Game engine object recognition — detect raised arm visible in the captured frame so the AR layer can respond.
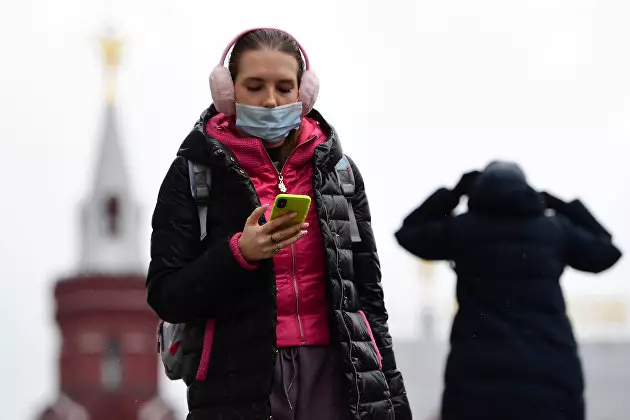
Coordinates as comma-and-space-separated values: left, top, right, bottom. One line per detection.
544, 194, 623, 273
395, 171, 478, 261
395, 187, 460, 261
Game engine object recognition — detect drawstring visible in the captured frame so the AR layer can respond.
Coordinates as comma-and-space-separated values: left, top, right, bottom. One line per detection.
280, 361, 293, 412
279, 348, 299, 411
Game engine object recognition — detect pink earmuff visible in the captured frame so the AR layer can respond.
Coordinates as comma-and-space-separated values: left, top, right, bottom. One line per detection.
209, 28, 319, 116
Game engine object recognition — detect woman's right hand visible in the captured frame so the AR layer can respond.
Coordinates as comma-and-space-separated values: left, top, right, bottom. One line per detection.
238, 205, 309, 262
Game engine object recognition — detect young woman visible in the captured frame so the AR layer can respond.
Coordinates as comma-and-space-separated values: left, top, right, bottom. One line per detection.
395, 161, 622, 420
147, 28, 411, 420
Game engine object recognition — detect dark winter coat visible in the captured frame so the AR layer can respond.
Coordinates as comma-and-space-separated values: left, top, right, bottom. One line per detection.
147, 106, 411, 420
395, 164, 621, 420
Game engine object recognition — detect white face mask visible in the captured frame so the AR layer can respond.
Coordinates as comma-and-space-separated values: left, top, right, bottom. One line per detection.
235, 102, 303, 143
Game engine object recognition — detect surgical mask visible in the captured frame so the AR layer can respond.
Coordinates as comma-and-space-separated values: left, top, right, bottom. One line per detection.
235, 102, 302, 143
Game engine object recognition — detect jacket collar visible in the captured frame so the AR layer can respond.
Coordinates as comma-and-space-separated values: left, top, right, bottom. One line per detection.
177, 105, 343, 173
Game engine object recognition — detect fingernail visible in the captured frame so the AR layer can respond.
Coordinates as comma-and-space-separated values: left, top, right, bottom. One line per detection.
262, 204, 270, 208
301, 230, 308, 236
302, 222, 310, 228
290, 213, 298, 218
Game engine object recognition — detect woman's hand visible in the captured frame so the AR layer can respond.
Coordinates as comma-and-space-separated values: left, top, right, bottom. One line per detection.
238, 205, 309, 262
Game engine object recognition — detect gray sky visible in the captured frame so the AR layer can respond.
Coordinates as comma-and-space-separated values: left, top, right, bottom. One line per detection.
1, 0, 629, 418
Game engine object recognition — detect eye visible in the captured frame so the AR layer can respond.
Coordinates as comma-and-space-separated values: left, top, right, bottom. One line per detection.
246, 86, 262, 92
277, 87, 293, 94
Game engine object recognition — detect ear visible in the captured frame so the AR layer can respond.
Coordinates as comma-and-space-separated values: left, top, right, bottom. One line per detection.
209, 66, 236, 115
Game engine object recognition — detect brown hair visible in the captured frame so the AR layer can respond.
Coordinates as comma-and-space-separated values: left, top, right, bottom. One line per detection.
228, 28, 305, 84
228, 29, 305, 166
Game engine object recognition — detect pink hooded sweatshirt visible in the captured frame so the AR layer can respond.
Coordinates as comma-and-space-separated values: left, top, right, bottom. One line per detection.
206, 114, 331, 348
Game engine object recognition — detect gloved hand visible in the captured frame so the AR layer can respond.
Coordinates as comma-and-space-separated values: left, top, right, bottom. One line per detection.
541, 191, 568, 213
453, 170, 481, 197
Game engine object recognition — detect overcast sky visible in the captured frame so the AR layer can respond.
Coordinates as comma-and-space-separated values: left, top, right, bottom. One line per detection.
1, 0, 629, 418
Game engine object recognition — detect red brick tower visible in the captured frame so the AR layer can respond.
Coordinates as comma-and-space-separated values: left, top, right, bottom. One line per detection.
35, 31, 176, 420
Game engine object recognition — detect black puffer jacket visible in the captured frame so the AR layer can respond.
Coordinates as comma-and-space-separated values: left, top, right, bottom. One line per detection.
395, 163, 621, 420
147, 106, 411, 420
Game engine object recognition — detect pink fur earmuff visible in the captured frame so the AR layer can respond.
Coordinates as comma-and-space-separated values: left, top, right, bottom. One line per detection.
209, 28, 319, 116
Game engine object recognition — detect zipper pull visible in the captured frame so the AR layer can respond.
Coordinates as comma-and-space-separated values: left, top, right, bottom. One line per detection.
278, 174, 287, 193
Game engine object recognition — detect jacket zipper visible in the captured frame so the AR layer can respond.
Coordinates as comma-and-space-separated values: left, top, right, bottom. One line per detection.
263, 134, 317, 193
291, 244, 306, 344
262, 134, 316, 346
326, 223, 360, 412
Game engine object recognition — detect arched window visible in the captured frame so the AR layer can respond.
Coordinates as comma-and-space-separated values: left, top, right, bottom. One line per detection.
104, 195, 120, 236
101, 338, 122, 391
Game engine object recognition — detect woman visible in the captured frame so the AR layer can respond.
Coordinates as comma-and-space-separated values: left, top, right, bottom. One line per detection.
147, 28, 411, 420
395, 161, 622, 420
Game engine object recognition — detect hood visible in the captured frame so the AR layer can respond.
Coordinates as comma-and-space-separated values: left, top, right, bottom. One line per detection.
176, 105, 343, 172
467, 161, 544, 217
175, 106, 216, 165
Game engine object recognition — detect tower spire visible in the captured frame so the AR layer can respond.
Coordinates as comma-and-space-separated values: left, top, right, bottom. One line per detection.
99, 30, 122, 104
77, 29, 142, 275
35, 29, 175, 420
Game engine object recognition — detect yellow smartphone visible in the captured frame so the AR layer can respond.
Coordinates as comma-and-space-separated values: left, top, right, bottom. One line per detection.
269, 194, 312, 228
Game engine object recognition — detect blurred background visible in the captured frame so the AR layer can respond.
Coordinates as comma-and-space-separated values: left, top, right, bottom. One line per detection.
1, 0, 629, 419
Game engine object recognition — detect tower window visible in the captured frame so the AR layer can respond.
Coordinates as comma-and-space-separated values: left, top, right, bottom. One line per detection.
101, 338, 122, 391
104, 196, 120, 236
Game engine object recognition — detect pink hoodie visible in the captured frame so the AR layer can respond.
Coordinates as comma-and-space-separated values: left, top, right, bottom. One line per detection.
206, 114, 330, 348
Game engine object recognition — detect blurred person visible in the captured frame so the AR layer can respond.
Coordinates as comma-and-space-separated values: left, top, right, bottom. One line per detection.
146, 28, 411, 420
395, 161, 622, 420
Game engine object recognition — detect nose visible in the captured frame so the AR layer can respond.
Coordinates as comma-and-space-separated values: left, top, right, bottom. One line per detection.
261, 87, 277, 108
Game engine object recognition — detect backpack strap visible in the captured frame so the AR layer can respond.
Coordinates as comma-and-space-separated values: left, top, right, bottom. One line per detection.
187, 160, 212, 241
335, 156, 361, 243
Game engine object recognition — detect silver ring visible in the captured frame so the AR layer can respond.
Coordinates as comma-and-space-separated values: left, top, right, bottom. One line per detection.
273, 246, 283, 253
270, 235, 280, 244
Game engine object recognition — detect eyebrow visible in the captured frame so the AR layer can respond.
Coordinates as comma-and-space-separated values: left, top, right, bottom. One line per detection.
243, 77, 295, 84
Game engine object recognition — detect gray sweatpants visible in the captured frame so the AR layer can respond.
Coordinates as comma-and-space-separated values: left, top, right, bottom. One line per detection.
270, 346, 348, 420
